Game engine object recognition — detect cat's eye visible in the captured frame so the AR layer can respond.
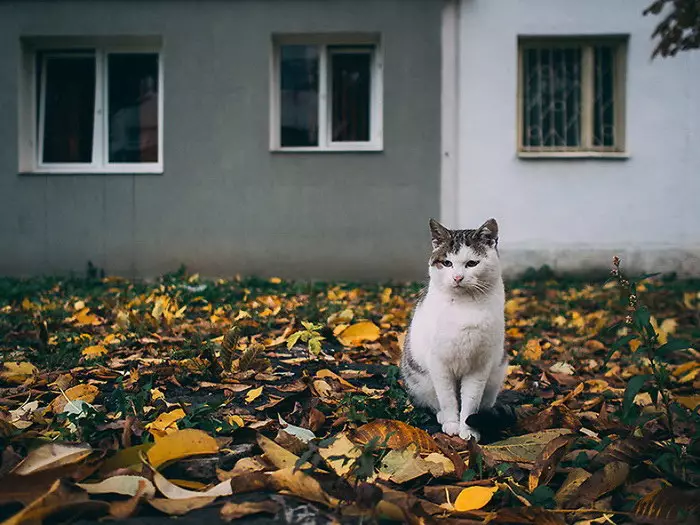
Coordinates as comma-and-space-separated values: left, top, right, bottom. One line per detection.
441, 260, 453, 268
466, 260, 479, 268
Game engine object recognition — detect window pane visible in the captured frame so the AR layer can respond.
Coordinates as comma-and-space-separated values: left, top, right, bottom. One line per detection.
108, 53, 159, 163
522, 47, 581, 149
330, 49, 371, 142
280, 45, 319, 147
593, 45, 616, 148
41, 55, 95, 163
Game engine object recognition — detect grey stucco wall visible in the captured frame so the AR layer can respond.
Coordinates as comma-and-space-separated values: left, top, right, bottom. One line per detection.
0, 0, 442, 281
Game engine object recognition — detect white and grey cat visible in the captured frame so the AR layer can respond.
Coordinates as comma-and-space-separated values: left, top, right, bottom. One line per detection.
400, 218, 508, 442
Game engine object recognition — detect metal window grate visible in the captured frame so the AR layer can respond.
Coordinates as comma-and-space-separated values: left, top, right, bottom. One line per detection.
519, 39, 625, 154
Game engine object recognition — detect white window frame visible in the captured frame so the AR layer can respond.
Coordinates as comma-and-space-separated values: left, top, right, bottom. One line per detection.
270, 35, 383, 152
21, 42, 163, 174
516, 36, 628, 159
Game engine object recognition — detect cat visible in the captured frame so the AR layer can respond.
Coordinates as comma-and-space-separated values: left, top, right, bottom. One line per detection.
400, 218, 508, 442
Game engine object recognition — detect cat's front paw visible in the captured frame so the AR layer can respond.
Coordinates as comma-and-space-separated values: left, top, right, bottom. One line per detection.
436, 411, 445, 424
459, 424, 481, 442
442, 421, 460, 435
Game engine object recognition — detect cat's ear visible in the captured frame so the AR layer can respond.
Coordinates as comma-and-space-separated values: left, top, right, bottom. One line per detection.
429, 218, 451, 249
477, 218, 499, 246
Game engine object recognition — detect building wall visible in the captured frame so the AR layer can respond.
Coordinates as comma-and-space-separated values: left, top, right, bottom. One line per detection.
0, 0, 442, 281
452, 0, 700, 276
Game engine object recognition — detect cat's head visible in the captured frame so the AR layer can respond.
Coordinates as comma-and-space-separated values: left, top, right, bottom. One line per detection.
427, 218, 502, 295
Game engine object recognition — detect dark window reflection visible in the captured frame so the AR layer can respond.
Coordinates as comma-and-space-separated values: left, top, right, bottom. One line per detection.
42, 55, 95, 163
330, 49, 371, 142
280, 45, 319, 147
108, 53, 159, 163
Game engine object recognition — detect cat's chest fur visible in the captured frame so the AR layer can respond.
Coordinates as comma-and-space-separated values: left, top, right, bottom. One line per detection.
410, 291, 504, 372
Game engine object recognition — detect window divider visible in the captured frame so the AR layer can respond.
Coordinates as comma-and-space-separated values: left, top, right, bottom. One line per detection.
318, 44, 329, 149
580, 45, 594, 151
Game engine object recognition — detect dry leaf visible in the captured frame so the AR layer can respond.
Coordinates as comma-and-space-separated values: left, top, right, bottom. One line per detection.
350, 419, 440, 453
145, 408, 186, 438
522, 339, 543, 361
528, 435, 572, 491
336, 321, 380, 347
564, 461, 630, 508
12, 443, 93, 475
482, 429, 573, 464
82, 345, 108, 357
257, 433, 309, 470
267, 467, 339, 507
0, 362, 38, 385
220, 500, 280, 521
146, 429, 219, 469
454, 485, 498, 512
51, 384, 99, 413
555, 468, 592, 506
149, 496, 217, 516
245, 386, 263, 403
77, 475, 156, 498
632, 486, 700, 524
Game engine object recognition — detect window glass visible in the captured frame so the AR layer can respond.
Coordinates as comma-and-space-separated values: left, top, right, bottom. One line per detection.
42, 55, 95, 163
330, 49, 371, 142
280, 45, 319, 147
108, 53, 159, 163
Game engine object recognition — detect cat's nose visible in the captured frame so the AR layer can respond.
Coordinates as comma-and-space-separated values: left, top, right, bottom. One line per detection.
453, 275, 464, 283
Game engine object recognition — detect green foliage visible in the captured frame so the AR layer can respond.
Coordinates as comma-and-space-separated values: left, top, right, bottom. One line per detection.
286, 321, 325, 355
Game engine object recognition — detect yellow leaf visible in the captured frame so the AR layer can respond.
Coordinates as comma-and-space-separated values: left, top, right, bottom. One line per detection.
336, 321, 381, 347
51, 383, 100, 412
227, 415, 245, 427
505, 298, 525, 316
522, 339, 542, 361
245, 386, 263, 403
103, 333, 122, 345
0, 361, 38, 384
72, 307, 101, 326
151, 388, 166, 402
269, 277, 282, 284
82, 345, 108, 357
146, 429, 219, 469
676, 396, 700, 410
630, 339, 642, 352
146, 408, 186, 438
454, 485, 498, 512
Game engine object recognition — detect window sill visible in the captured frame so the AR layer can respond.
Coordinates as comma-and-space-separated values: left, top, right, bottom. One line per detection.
20, 166, 164, 175
517, 151, 629, 160
271, 145, 383, 153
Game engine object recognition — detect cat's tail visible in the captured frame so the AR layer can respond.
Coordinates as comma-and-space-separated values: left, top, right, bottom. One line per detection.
466, 390, 533, 443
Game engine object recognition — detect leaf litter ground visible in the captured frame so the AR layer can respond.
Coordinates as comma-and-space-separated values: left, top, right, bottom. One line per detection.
1, 267, 700, 524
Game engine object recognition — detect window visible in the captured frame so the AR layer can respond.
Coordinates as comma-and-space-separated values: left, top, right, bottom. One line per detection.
21, 42, 162, 173
518, 37, 627, 156
271, 37, 383, 151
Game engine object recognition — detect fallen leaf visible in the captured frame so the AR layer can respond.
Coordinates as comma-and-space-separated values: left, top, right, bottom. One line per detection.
108, 479, 150, 519
522, 339, 543, 361
146, 429, 219, 469
267, 467, 339, 507
554, 468, 592, 506
277, 414, 316, 443
51, 383, 100, 413
82, 345, 108, 357
454, 485, 498, 512
336, 321, 380, 347
145, 408, 186, 438
77, 475, 156, 498
319, 433, 361, 477
632, 486, 700, 524
2, 478, 108, 525
564, 461, 630, 508
350, 419, 440, 453
0, 362, 38, 385
528, 435, 572, 491
245, 386, 263, 403
149, 497, 217, 516
12, 443, 93, 475
482, 429, 573, 464
257, 433, 308, 470
220, 500, 280, 521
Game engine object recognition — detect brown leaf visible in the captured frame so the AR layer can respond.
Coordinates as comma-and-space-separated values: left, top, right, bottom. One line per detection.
149, 496, 217, 516
492, 506, 567, 524
221, 325, 240, 372
482, 429, 573, 465
257, 433, 309, 470
12, 443, 93, 475
563, 461, 630, 508
349, 419, 440, 453
554, 467, 591, 506
590, 436, 655, 468
632, 486, 700, 524
108, 478, 150, 519
306, 407, 326, 432
267, 467, 339, 507
220, 500, 280, 522
518, 405, 582, 433
528, 435, 572, 492
2, 478, 108, 525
